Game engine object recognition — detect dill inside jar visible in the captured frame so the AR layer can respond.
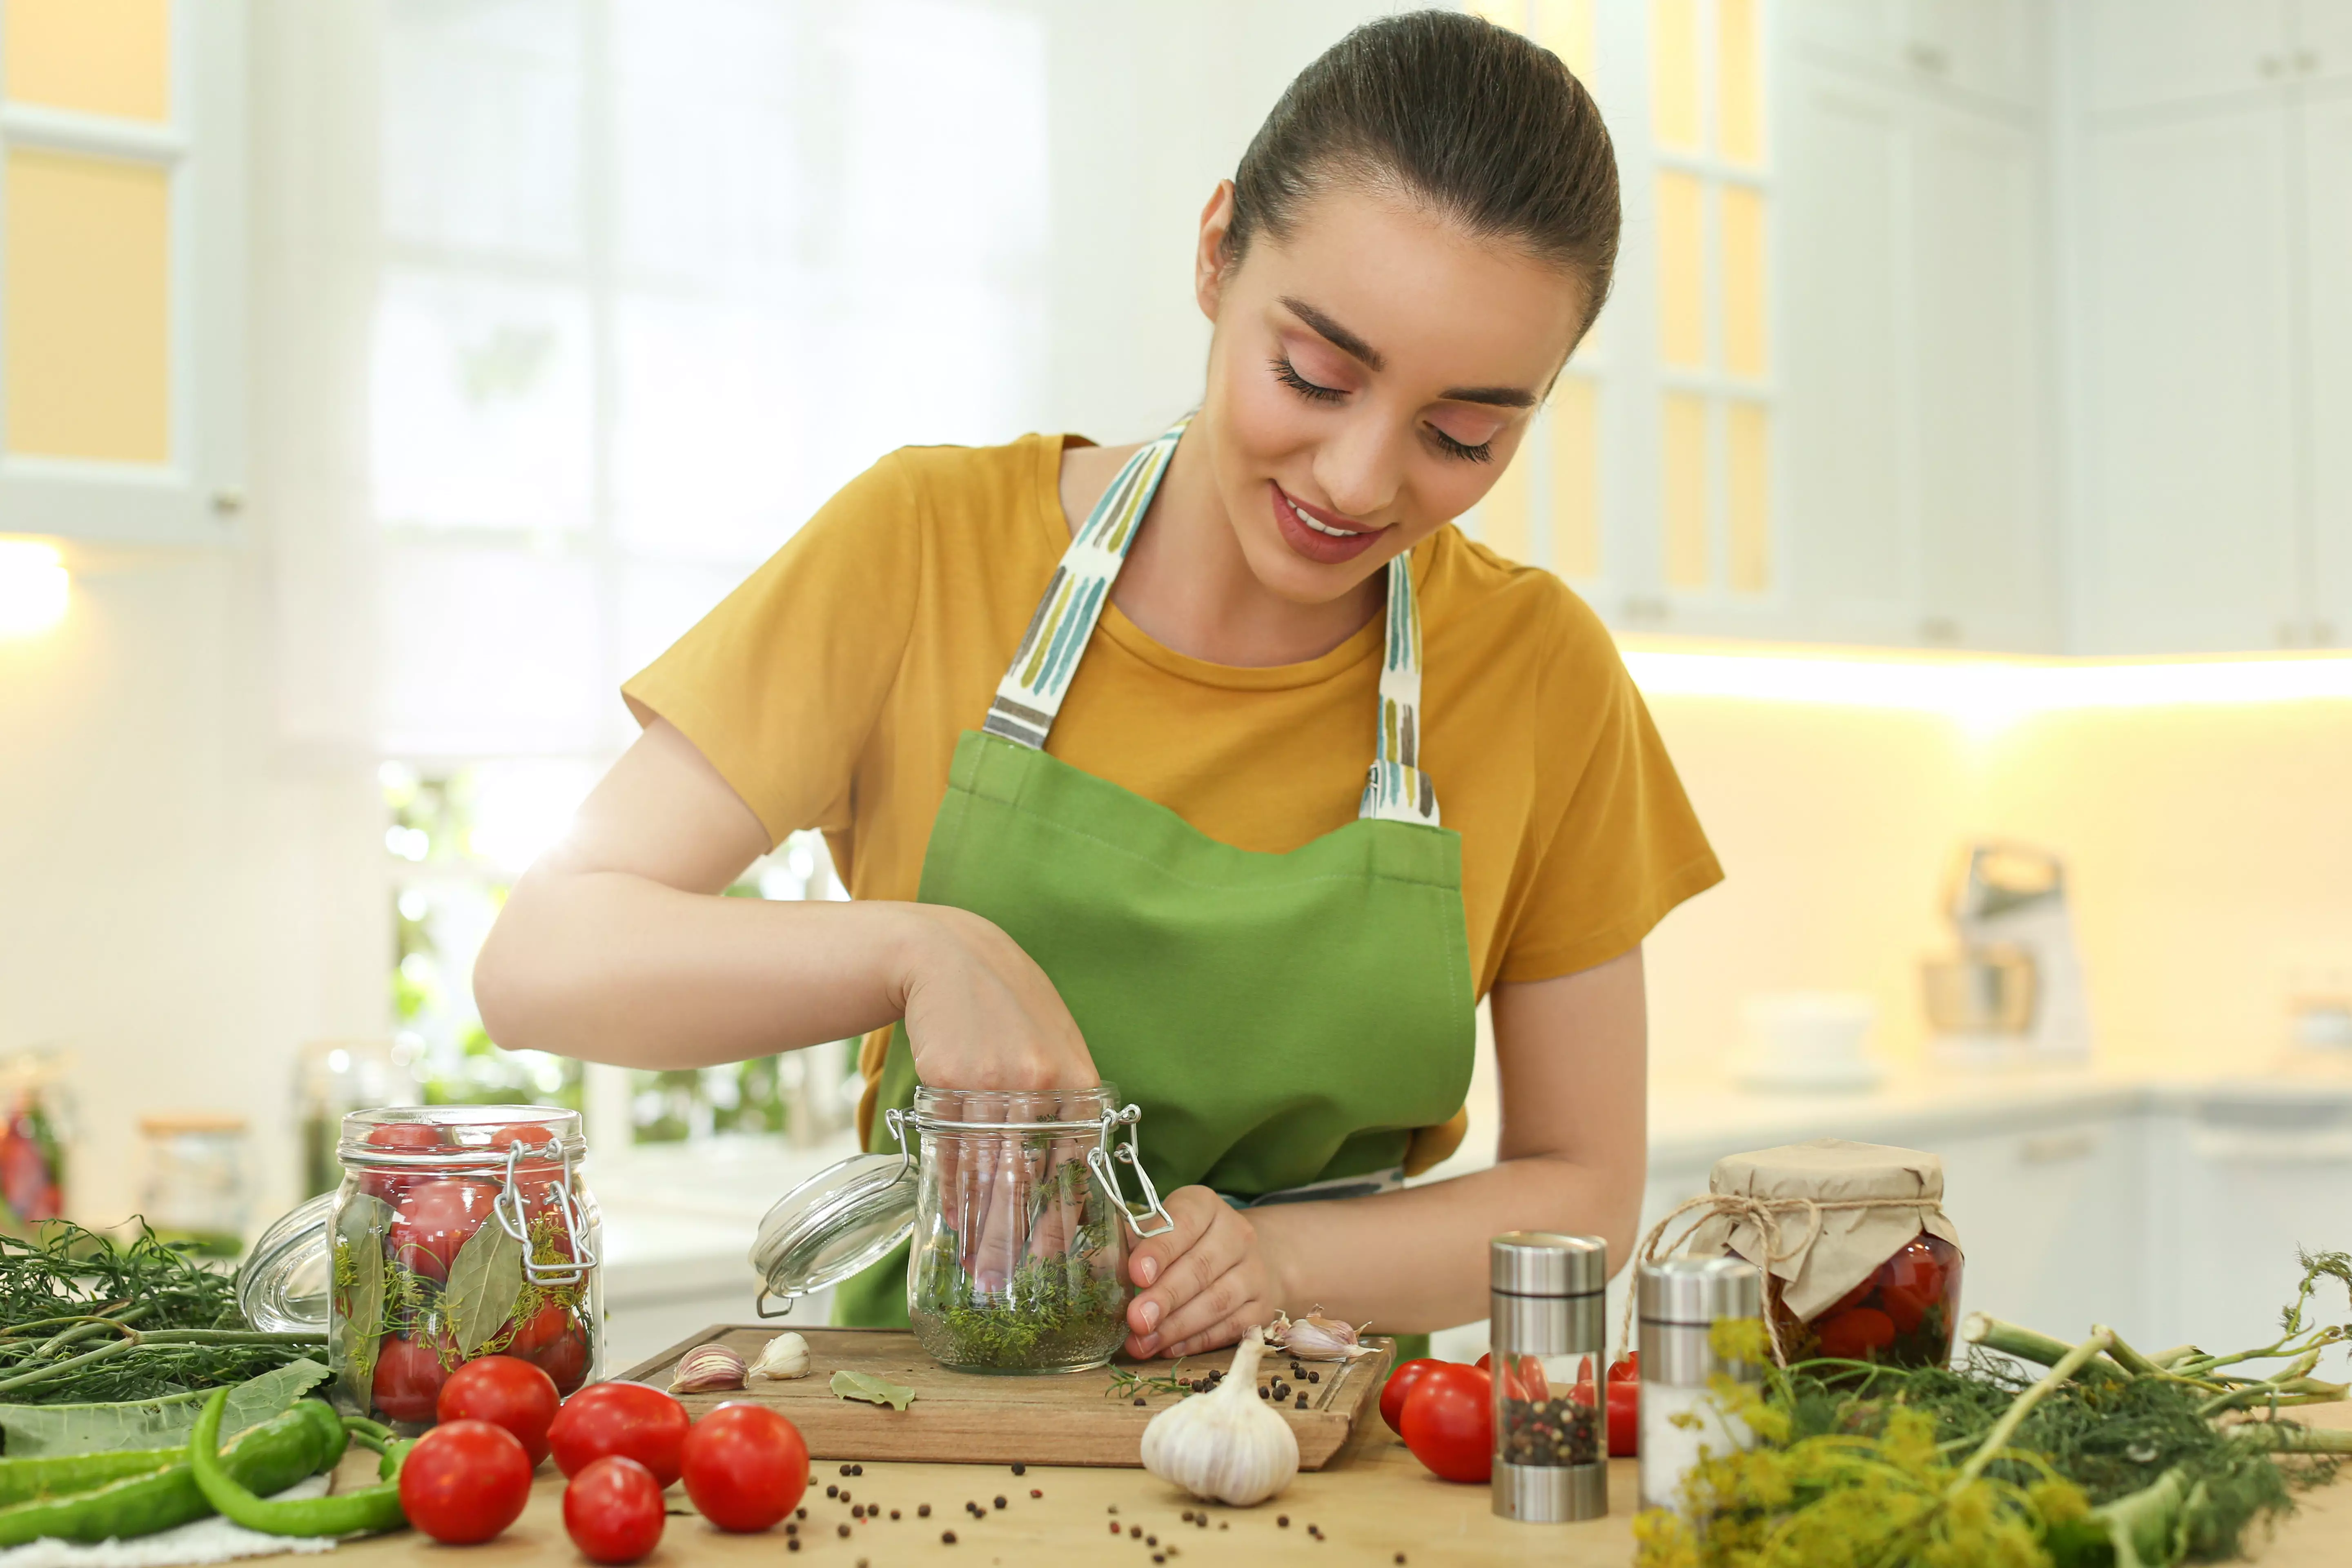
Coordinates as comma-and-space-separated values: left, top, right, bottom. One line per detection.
902, 1086, 1167, 1374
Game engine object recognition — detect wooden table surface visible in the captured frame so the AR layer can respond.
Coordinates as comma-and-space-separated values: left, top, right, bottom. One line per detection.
332, 1391, 2352, 1567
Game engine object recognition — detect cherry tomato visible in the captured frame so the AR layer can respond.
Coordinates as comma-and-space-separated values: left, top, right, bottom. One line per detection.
530, 1328, 592, 1396
1816, 1305, 1898, 1360
371, 1334, 448, 1424
438, 1354, 561, 1466
1877, 1238, 1951, 1336
359, 1121, 439, 1203
550, 1381, 692, 1486
1476, 1351, 1541, 1403
564, 1455, 666, 1565
1606, 1372, 1639, 1457
387, 1177, 500, 1282
510, 1301, 571, 1354
1399, 1363, 1492, 1483
399, 1419, 534, 1545
1379, 1358, 1448, 1435
681, 1403, 809, 1533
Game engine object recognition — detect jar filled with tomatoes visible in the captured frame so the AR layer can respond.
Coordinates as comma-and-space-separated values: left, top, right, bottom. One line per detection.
241, 1106, 600, 1425
1682, 1138, 1964, 1370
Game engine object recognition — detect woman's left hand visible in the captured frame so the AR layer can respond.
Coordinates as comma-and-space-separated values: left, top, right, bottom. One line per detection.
1122, 1186, 1287, 1360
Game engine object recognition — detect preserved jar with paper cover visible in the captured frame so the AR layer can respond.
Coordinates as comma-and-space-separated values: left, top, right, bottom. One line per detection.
1684, 1138, 1963, 1368
240, 1106, 600, 1424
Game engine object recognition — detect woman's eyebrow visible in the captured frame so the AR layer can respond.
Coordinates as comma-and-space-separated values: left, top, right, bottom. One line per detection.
1278, 295, 1537, 409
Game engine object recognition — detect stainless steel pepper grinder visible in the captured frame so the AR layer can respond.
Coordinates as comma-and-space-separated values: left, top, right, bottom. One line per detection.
1490, 1231, 1608, 1523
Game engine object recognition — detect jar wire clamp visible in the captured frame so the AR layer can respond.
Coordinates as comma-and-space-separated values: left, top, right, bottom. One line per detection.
493, 1136, 597, 1285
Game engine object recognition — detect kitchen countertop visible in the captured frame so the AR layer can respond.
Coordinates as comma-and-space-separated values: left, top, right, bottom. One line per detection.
332, 1396, 2352, 1566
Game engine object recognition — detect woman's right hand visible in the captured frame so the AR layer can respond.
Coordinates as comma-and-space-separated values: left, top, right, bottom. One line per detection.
892, 904, 1098, 1092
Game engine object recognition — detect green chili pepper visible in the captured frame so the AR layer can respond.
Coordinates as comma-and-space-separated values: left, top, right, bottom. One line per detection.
187, 1388, 406, 1538
0, 1446, 182, 1507
0, 1403, 328, 1546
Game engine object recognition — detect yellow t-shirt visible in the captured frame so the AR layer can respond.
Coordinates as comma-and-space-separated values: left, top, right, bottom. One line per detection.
625, 434, 1723, 1125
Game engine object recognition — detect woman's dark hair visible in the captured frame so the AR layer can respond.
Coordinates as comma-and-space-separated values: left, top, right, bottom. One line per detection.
1227, 9, 1620, 338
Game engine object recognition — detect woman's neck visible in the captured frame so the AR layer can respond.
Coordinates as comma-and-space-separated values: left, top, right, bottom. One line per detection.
1076, 430, 1385, 669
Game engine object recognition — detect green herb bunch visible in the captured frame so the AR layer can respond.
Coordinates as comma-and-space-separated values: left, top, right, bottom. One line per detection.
1637, 1249, 2352, 1568
0, 1222, 323, 1406
911, 1156, 1128, 1370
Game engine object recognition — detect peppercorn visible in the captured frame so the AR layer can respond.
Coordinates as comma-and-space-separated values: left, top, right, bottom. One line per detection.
796, 1507, 807, 1520
1130, 1525, 1143, 1538
1011, 1462, 1025, 1475
826, 1485, 839, 1499
919, 1504, 932, 1518
851, 1464, 864, 1476
993, 1496, 1006, 1509
840, 1463, 854, 1476
1278, 1516, 1290, 1527
1146, 1535, 1158, 1546
840, 1490, 851, 1503
890, 1510, 901, 1521
1395, 1555, 1408, 1564
786, 1523, 798, 1536
787, 1539, 800, 1553
837, 1523, 850, 1538
942, 1530, 957, 1544
1296, 1393, 1309, 1409
1308, 1370, 1320, 1383
1133, 1396, 1146, 1406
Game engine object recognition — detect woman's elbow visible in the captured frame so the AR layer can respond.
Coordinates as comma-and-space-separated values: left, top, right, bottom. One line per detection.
472, 889, 554, 1053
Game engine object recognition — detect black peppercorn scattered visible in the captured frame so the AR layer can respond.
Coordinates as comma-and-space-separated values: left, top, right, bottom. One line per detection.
1133, 1395, 1147, 1406
1146, 1535, 1158, 1547
785, 1523, 797, 1536
993, 1496, 1006, 1509
1180, 1511, 1194, 1524
1107, 1504, 1119, 1514
1152, 1557, 1164, 1565
851, 1505, 863, 1519
1308, 1370, 1320, 1383
1218, 1522, 1229, 1530
839, 1463, 854, 1476
1130, 1525, 1142, 1539
1011, 1461, 1025, 1475
786, 1539, 800, 1553
942, 1530, 957, 1544
1296, 1393, 1309, 1409
851, 1464, 864, 1476
890, 1510, 901, 1521
836, 1523, 851, 1538
839, 1490, 851, 1503
1278, 1516, 1290, 1528
919, 1504, 932, 1518
1395, 1555, 1408, 1564
825, 1485, 838, 1499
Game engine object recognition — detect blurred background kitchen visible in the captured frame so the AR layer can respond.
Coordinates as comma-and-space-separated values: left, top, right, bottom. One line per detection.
2, 0, 2348, 1368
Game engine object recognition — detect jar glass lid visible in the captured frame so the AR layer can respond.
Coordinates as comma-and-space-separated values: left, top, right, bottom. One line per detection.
748, 1152, 918, 1311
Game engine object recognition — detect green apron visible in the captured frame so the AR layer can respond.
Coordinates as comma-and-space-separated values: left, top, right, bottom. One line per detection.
833, 419, 1476, 1358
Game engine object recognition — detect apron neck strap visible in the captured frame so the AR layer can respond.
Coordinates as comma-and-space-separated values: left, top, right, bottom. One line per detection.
987, 417, 1440, 827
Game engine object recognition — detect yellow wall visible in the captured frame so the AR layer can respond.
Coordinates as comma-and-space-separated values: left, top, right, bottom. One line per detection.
1641, 690, 2352, 1074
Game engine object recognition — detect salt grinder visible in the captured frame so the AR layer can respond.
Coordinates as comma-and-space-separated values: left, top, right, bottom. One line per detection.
1490, 1232, 1607, 1523
1637, 1256, 1764, 1514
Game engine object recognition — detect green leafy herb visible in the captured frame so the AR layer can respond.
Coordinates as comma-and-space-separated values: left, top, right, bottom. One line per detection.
0, 1357, 329, 1457
831, 1371, 917, 1411
443, 1215, 524, 1355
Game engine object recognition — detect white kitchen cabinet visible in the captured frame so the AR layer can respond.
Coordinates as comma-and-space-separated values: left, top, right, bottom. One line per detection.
2074, 107, 2306, 652
1919, 1114, 2153, 1346
2306, 91, 2352, 646
1790, 0, 2045, 109
1780, 61, 2054, 649
2082, 0, 2296, 113
2305, 0, 2352, 89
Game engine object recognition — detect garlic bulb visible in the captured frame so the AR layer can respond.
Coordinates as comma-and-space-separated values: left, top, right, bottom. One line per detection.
1271, 1307, 1374, 1361
669, 1342, 748, 1393
1139, 1327, 1298, 1507
751, 1331, 811, 1381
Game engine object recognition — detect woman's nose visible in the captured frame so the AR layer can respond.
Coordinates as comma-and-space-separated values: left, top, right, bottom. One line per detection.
1313, 413, 1405, 521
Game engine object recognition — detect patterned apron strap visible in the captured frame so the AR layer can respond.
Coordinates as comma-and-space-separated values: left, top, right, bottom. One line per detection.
1360, 553, 1441, 826
986, 414, 1440, 827
984, 420, 1187, 748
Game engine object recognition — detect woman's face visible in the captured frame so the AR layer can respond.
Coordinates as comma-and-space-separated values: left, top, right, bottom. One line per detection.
1193, 180, 1590, 606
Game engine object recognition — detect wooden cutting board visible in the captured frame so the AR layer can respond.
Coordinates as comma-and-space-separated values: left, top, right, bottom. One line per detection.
618, 1325, 1395, 1469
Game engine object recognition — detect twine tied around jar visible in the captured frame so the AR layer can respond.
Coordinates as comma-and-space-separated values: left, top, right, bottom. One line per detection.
1619, 1190, 1951, 1367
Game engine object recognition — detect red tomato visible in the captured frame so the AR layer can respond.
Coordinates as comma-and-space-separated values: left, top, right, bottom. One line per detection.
1607, 1376, 1639, 1457
550, 1382, 692, 1486
510, 1301, 571, 1354
371, 1334, 448, 1424
681, 1403, 808, 1533
359, 1121, 439, 1203
1475, 1352, 1535, 1403
438, 1354, 561, 1467
530, 1328, 592, 1396
1399, 1364, 1492, 1484
1877, 1238, 1951, 1335
1608, 1352, 1640, 1383
564, 1456, 666, 1565
399, 1419, 533, 1545
1816, 1306, 1899, 1360
1379, 1358, 1448, 1436
387, 1177, 501, 1282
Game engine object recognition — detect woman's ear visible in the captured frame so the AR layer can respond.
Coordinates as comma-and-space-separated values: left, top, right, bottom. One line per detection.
1195, 180, 1238, 322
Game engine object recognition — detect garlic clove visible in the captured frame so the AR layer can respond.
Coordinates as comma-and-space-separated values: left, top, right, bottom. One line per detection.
751, 1330, 811, 1381
669, 1342, 749, 1394
1271, 1307, 1374, 1362
1139, 1326, 1299, 1507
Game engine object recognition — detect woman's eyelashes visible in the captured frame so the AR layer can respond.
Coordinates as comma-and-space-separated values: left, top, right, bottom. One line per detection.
1270, 356, 1499, 464
1270, 355, 1345, 404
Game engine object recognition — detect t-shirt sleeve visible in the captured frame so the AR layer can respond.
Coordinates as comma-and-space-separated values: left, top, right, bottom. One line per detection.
1494, 590, 1724, 984
621, 451, 923, 849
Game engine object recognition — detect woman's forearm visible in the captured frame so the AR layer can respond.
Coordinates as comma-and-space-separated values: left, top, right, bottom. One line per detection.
476, 865, 927, 1069
1248, 1152, 1642, 1334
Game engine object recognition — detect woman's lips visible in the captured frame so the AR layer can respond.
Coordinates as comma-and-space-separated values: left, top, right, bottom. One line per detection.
1269, 483, 1383, 565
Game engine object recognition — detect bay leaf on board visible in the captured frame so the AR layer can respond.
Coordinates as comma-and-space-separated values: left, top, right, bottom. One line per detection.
830, 1370, 918, 1411
0, 1356, 330, 1457
445, 1212, 525, 1355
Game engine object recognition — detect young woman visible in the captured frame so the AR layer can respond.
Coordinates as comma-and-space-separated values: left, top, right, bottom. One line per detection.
477, 10, 1719, 1361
